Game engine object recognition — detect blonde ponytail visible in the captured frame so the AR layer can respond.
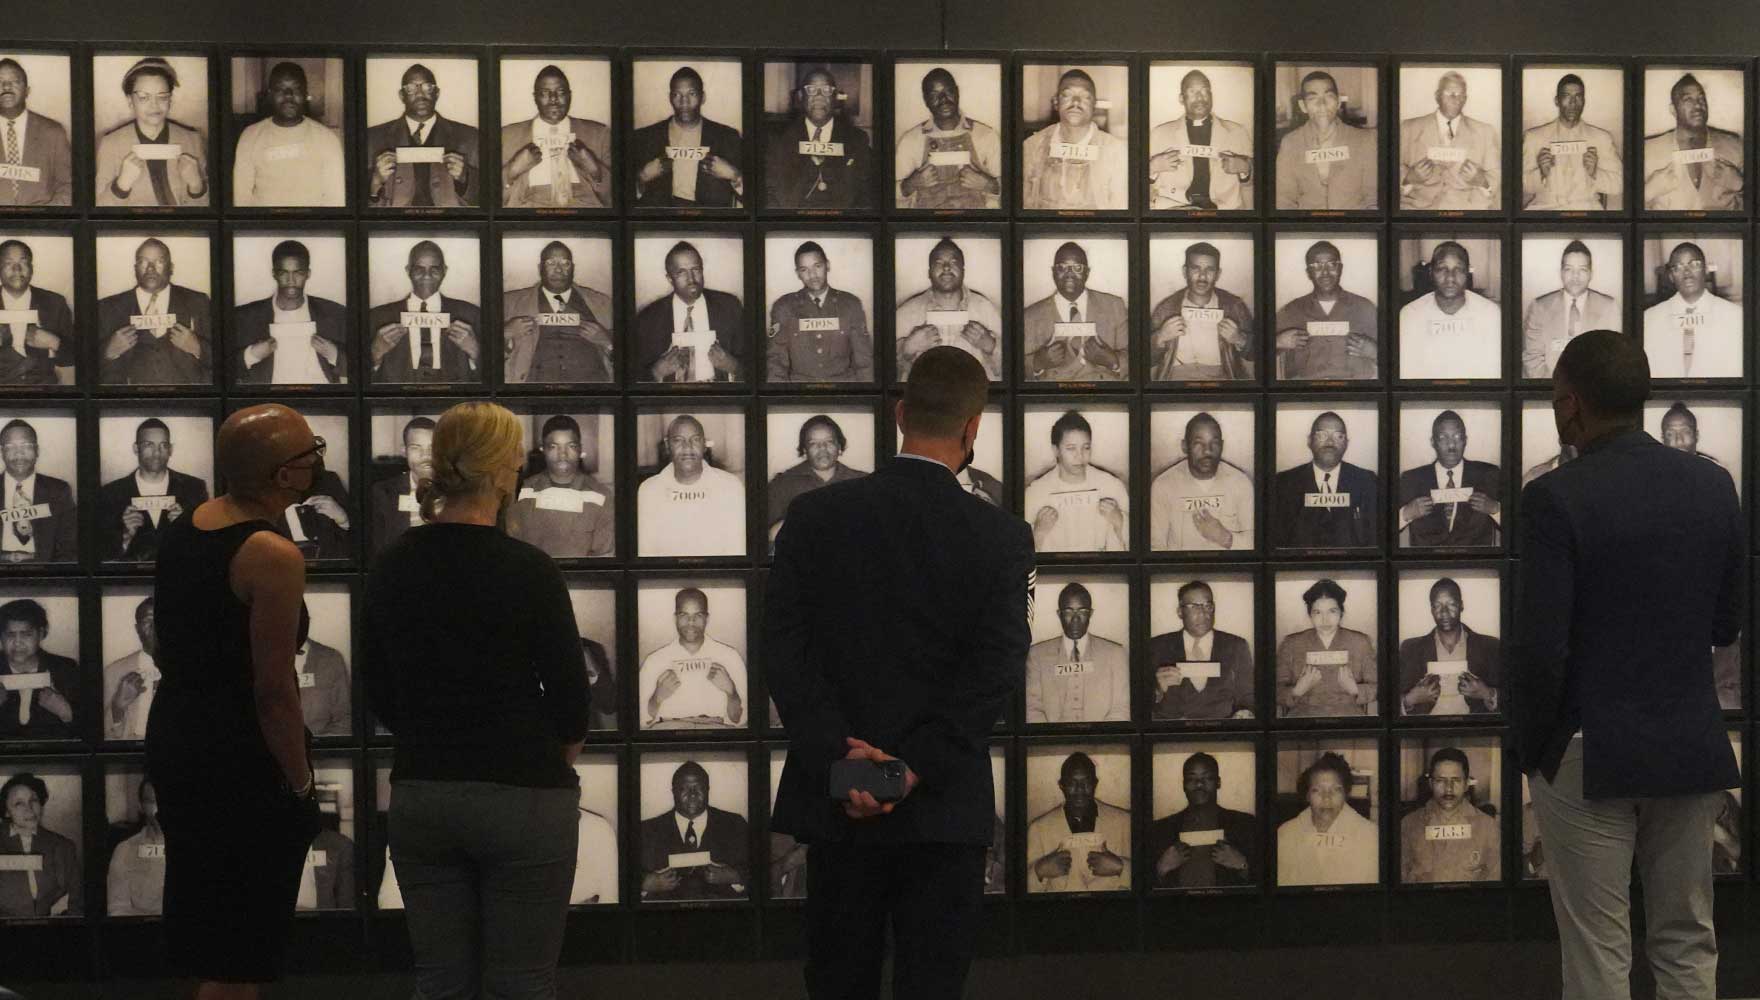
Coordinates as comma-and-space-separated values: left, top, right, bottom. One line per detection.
417, 401, 524, 522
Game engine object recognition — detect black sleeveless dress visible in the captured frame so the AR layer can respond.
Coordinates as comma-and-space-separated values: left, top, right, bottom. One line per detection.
144, 516, 320, 982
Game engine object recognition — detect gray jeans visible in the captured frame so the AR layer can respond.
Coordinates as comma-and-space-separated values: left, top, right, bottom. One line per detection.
1529, 739, 1724, 1000
390, 779, 580, 1000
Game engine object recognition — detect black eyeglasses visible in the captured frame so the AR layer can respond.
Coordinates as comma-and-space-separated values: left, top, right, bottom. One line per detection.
279, 436, 326, 470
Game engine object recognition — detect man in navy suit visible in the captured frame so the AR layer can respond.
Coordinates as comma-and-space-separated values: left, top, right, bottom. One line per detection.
767, 346, 1033, 1000
0, 419, 73, 563
637, 761, 749, 901
363, 63, 478, 208
1272, 411, 1379, 549
366, 241, 481, 385
1396, 409, 1501, 548
1514, 329, 1743, 1000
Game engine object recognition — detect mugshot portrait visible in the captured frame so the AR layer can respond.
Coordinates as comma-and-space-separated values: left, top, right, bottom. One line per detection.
227, 55, 347, 208
1641, 235, 1745, 380
893, 59, 1004, 211
1026, 573, 1130, 725
762, 232, 875, 385
629, 57, 745, 209
230, 231, 352, 387
767, 747, 804, 900
893, 402, 1007, 507
1271, 232, 1381, 382
1395, 568, 1502, 718
364, 230, 483, 386
94, 231, 215, 388
500, 233, 615, 386
2, 766, 79, 921
251, 408, 354, 564
1395, 63, 1503, 213
1146, 231, 1257, 382
567, 581, 618, 732
1021, 232, 1131, 383
92, 52, 211, 209
506, 408, 616, 560
0, 52, 74, 208
295, 583, 354, 738
634, 407, 747, 559
1148, 61, 1256, 212
1273, 568, 1380, 719
631, 231, 747, 385
497, 56, 612, 210
635, 577, 747, 731
1271, 62, 1380, 212
0, 587, 79, 742
1641, 65, 1745, 213
365, 406, 441, 560
1395, 235, 1504, 381
1519, 64, 1625, 212
1394, 401, 1504, 550
362, 54, 481, 209
1274, 737, 1379, 888
763, 406, 874, 549
637, 750, 750, 902
761, 59, 876, 211
1271, 400, 1382, 552
1147, 572, 1256, 722
1147, 741, 1258, 889
0, 233, 75, 386
1020, 62, 1130, 212
294, 759, 357, 911
98, 585, 156, 743
571, 755, 620, 905
1022, 403, 1130, 554
1025, 744, 1131, 894
1148, 403, 1255, 554
1517, 233, 1624, 381
893, 231, 1005, 383
0, 410, 77, 564
103, 764, 162, 916
95, 409, 213, 565
1396, 736, 1501, 885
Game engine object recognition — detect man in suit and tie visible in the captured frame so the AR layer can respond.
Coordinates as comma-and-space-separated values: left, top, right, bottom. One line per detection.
366, 240, 481, 385
1399, 71, 1500, 211
1024, 582, 1128, 724
502, 241, 614, 384
1522, 240, 1620, 379
1398, 577, 1501, 716
0, 59, 72, 206
630, 65, 744, 208
96, 418, 209, 563
500, 64, 611, 209
764, 66, 873, 210
364, 63, 479, 208
1148, 580, 1254, 720
1515, 329, 1745, 1000
1022, 241, 1128, 382
1273, 411, 1379, 549
0, 240, 73, 385
234, 240, 350, 386
0, 419, 74, 564
368, 417, 433, 559
1397, 409, 1501, 548
638, 761, 750, 901
767, 346, 1033, 999
95, 238, 212, 386
632, 241, 744, 383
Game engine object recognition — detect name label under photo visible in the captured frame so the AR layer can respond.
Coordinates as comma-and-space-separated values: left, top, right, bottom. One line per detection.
1306, 650, 1351, 667
0, 164, 40, 183
401, 312, 451, 330
131, 143, 182, 161
1305, 146, 1351, 164
798, 140, 844, 157
0, 504, 50, 525
1051, 141, 1100, 162
1430, 487, 1474, 504
131, 313, 178, 332
928, 149, 970, 167
1181, 495, 1224, 512
396, 145, 446, 164
1426, 823, 1474, 841
1306, 321, 1350, 337
1052, 321, 1096, 339
536, 312, 580, 327
1675, 146, 1716, 165
1304, 491, 1352, 508
666, 145, 708, 161
1426, 145, 1468, 164
798, 317, 840, 332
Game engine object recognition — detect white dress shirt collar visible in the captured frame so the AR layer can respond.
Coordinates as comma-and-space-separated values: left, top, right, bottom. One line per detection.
1311, 462, 1341, 492
1054, 289, 1092, 323
1062, 634, 1085, 661
1433, 460, 1463, 488
1436, 109, 1462, 140
671, 293, 706, 333
404, 116, 436, 142
802, 117, 835, 141
673, 809, 708, 844
133, 469, 169, 495
135, 286, 168, 315
1183, 630, 1214, 661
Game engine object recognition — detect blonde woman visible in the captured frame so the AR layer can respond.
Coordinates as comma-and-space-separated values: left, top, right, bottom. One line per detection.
362, 401, 590, 1000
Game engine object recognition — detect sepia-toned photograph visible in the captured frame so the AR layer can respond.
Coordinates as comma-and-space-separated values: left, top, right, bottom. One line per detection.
364, 230, 483, 386
636, 577, 747, 730
1025, 573, 1130, 725
764, 407, 873, 548
768, 748, 804, 899
1273, 568, 1380, 719
1148, 403, 1255, 553
1395, 568, 1502, 717
629, 57, 745, 209
1272, 232, 1381, 381
1147, 572, 1256, 721
0, 410, 77, 563
93, 52, 210, 208
894, 402, 1006, 506
1146, 232, 1257, 381
257, 408, 352, 562
632, 231, 746, 384
1518, 396, 1576, 489
500, 233, 615, 385
228, 56, 347, 208
638, 750, 750, 901
1641, 234, 1745, 379
1148, 60, 1256, 212
1397, 735, 1501, 884
1641, 66, 1744, 212
1147, 741, 1258, 888
95, 231, 215, 388
763, 232, 875, 384
1025, 744, 1131, 893
1519, 64, 1625, 212
0, 52, 74, 207
1395, 401, 1503, 549
0, 586, 79, 741
363, 54, 480, 208
1271, 400, 1382, 551
1518, 233, 1624, 380
1395, 235, 1503, 381
1021, 233, 1130, 382
894, 59, 1004, 211
1022, 403, 1130, 554
567, 581, 618, 732
571, 755, 620, 905
98, 585, 155, 742
103, 764, 161, 915
0, 233, 76, 386
894, 231, 1004, 383
761, 60, 875, 211
1274, 737, 1380, 888
497, 56, 612, 209
1, 766, 80, 918
96, 408, 213, 564
1395, 63, 1503, 212
295, 759, 357, 911
634, 407, 746, 558
1020, 62, 1130, 211
365, 406, 439, 559
506, 408, 615, 560
297, 584, 353, 737
231, 231, 351, 386
1271, 62, 1380, 211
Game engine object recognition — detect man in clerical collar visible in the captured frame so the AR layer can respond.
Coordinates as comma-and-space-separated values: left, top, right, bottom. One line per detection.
1026, 752, 1131, 893
1644, 242, 1743, 379
1021, 68, 1128, 210
1398, 577, 1501, 717
367, 240, 481, 384
896, 67, 1001, 210
0, 599, 76, 739
895, 237, 1002, 381
365, 63, 479, 208
1023, 241, 1128, 382
1274, 70, 1378, 210
507, 414, 614, 559
500, 64, 610, 209
96, 238, 213, 386
1522, 73, 1622, 211
1399, 71, 1500, 211
1643, 73, 1744, 211
95, 57, 209, 207
0, 58, 73, 206
97, 418, 209, 563
632, 241, 745, 384
767, 241, 873, 383
1148, 242, 1255, 381
1149, 69, 1254, 210
1520, 240, 1621, 379
638, 761, 750, 900
1272, 411, 1379, 550
630, 66, 744, 207
369, 417, 433, 558
0, 419, 75, 564
0, 240, 72, 385
764, 66, 873, 209
1025, 583, 1128, 724
639, 589, 746, 731
1273, 239, 1378, 381
1149, 412, 1254, 552
1145, 753, 1257, 888
1397, 410, 1502, 549
1399, 747, 1500, 883
766, 414, 866, 546
235, 240, 350, 386
635, 415, 746, 557
232, 62, 346, 208
103, 597, 159, 741
503, 241, 614, 385
1398, 241, 1503, 380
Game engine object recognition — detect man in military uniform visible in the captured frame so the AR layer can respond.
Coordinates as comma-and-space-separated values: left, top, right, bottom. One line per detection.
766, 241, 872, 383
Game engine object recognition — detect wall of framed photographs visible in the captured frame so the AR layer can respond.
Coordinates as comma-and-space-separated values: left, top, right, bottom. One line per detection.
5, 3, 1760, 993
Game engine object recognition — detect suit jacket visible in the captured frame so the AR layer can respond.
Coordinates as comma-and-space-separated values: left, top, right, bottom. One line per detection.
767, 457, 1034, 846
94, 119, 209, 207
629, 116, 743, 207
366, 296, 482, 384
368, 475, 415, 560
0, 286, 75, 385
638, 806, 750, 900
1143, 806, 1257, 888
1520, 288, 1620, 378
0, 110, 73, 206
631, 289, 745, 382
763, 115, 873, 209
1397, 459, 1501, 547
298, 639, 352, 736
1, 473, 76, 563
1274, 119, 1379, 210
363, 114, 480, 207
1398, 112, 1501, 211
1272, 462, 1379, 549
499, 117, 611, 208
0, 826, 80, 917
277, 469, 353, 561
97, 469, 208, 562
233, 296, 351, 385
501, 282, 614, 384
1398, 626, 1502, 715
1148, 629, 1254, 720
95, 285, 214, 385
1022, 289, 1130, 381
1513, 430, 1744, 797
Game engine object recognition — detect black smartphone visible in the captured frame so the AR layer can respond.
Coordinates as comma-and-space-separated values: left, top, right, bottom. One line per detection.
828, 758, 908, 803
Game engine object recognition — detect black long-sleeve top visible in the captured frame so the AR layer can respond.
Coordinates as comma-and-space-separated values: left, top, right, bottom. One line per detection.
363, 523, 590, 789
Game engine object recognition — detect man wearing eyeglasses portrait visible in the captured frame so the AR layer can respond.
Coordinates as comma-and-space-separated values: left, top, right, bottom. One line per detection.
1022, 241, 1128, 382
1025, 583, 1127, 725
1149, 581, 1254, 720
500, 64, 610, 209
763, 65, 873, 210
1643, 241, 1742, 379
1273, 239, 1379, 381
95, 56, 208, 207
364, 62, 478, 208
